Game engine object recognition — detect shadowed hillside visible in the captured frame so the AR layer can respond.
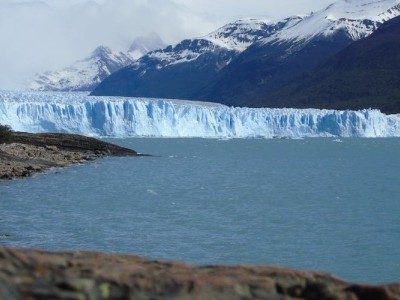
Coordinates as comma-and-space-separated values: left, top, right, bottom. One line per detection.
253, 15, 400, 114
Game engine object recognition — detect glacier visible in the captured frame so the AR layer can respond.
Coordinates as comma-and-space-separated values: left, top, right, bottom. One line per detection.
0, 91, 399, 138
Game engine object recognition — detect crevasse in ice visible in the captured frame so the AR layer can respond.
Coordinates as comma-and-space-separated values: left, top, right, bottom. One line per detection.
0, 91, 399, 138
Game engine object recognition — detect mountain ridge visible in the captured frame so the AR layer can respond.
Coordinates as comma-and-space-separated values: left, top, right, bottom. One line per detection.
193, 0, 400, 108
30, 33, 165, 92
90, 17, 303, 98
31, 0, 400, 114
261, 14, 400, 114
91, 0, 400, 114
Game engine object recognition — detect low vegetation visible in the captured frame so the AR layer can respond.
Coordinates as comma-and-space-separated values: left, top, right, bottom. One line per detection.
0, 124, 13, 144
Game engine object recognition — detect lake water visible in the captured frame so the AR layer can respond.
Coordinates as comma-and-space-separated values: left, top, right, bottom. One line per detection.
1, 138, 399, 284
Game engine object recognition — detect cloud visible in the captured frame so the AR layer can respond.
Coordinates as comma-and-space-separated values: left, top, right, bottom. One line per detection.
0, 0, 217, 89
172, 0, 333, 21
0, 0, 334, 90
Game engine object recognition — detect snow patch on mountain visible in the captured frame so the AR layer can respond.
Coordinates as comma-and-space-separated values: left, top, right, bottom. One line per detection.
136, 17, 303, 71
1, 91, 399, 138
30, 33, 165, 92
130, 2, 399, 77
30, 46, 134, 92
265, 0, 400, 43
205, 18, 276, 51
145, 39, 227, 70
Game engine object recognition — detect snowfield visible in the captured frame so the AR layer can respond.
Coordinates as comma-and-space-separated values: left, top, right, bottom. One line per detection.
0, 91, 399, 138
266, 0, 400, 43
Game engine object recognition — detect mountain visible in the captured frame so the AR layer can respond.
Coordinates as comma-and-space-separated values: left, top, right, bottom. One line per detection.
90, 18, 302, 98
264, 15, 400, 114
91, 0, 400, 112
30, 33, 165, 92
195, 0, 400, 107
30, 46, 133, 92
128, 32, 166, 60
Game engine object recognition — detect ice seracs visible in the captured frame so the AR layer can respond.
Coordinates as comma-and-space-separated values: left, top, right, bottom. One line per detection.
1, 91, 399, 138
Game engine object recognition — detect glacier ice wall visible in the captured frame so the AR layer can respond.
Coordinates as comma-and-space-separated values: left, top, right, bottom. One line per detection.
0, 91, 399, 138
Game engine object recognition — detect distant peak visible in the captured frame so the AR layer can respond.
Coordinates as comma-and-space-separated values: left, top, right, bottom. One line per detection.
203, 18, 296, 52
91, 46, 113, 58
227, 18, 274, 25
129, 32, 166, 53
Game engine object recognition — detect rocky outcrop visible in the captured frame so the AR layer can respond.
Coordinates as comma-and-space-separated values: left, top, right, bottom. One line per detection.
0, 132, 137, 179
0, 247, 399, 300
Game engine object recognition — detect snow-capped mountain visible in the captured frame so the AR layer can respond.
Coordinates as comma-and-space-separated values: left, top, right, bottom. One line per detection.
264, 14, 400, 114
32, 0, 400, 114
195, 0, 400, 108
204, 18, 296, 51
266, 0, 400, 43
128, 32, 166, 60
30, 33, 165, 92
145, 18, 300, 69
30, 46, 134, 92
92, 0, 400, 110
91, 17, 301, 97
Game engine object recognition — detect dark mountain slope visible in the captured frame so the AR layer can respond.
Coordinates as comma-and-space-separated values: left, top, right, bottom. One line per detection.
91, 40, 237, 99
192, 1, 400, 107
264, 15, 400, 114
195, 31, 354, 106
90, 0, 400, 111
90, 18, 301, 98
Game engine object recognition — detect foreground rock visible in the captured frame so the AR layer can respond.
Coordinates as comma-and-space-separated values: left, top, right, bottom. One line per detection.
0, 247, 399, 300
0, 132, 137, 179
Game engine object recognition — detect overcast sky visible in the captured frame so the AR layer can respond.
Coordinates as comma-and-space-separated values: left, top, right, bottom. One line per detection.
0, 0, 334, 90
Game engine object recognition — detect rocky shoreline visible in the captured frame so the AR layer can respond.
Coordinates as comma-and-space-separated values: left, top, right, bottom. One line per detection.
0, 132, 137, 179
0, 247, 399, 300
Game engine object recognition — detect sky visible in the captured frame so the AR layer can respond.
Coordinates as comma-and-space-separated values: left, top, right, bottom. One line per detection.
0, 0, 334, 90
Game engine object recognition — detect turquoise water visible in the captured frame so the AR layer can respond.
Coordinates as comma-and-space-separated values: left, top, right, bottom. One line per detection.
1, 138, 399, 284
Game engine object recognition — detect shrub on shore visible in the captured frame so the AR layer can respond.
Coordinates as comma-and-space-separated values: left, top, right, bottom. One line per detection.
0, 124, 13, 144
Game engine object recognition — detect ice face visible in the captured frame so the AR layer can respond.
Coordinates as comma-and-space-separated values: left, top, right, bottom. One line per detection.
0, 91, 399, 138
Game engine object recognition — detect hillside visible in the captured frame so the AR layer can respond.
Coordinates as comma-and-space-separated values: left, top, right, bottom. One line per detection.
195, 0, 400, 108
30, 47, 134, 92
90, 18, 300, 98
261, 15, 400, 114
91, 0, 400, 114
30, 33, 165, 92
